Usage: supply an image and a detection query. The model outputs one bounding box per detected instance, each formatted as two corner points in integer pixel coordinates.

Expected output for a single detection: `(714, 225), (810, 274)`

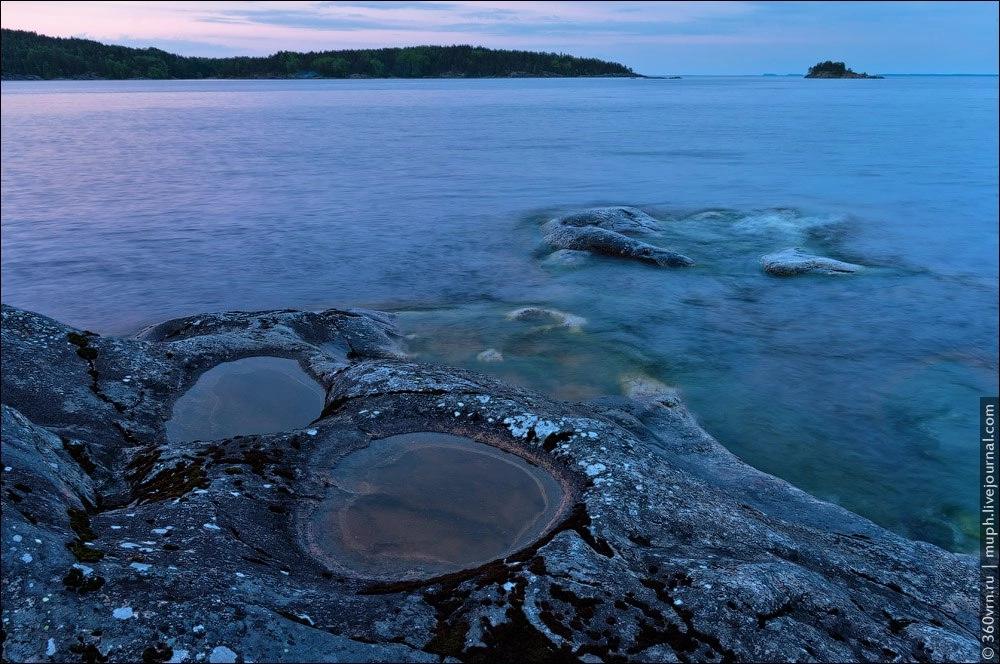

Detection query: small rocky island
(805, 61), (884, 79)
(0, 300), (977, 662)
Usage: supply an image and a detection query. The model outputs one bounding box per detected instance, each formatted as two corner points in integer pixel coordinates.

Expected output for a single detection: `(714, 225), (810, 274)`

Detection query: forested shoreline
(1, 29), (638, 80)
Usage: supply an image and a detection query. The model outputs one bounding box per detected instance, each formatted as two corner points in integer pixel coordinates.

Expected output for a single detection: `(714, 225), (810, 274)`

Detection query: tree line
(807, 61), (850, 76)
(1, 30), (637, 80)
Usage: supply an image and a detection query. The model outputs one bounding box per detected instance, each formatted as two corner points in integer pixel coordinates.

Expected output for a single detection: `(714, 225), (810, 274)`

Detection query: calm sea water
(2, 77), (997, 551)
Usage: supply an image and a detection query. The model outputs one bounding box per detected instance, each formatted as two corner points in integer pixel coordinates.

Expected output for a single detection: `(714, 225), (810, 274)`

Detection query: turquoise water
(2, 77), (997, 551)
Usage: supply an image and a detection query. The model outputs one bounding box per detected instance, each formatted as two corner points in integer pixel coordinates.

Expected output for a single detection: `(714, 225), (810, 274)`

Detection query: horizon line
(3, 74), (998, 81)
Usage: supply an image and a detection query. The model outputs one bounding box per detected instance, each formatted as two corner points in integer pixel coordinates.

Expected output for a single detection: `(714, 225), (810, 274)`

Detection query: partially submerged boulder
(619, 373), (682, 408)
(542, 207), (694, 267)
(554, 206), (663, 235)
(762, 247), (863, 276)
(0, 304), (977, 662)
(506, 306), (587, 332)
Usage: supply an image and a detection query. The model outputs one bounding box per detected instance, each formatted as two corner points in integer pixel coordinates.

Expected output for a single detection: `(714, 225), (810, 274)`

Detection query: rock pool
(165, 356), (325, 442)
(306, 432), (564, 579)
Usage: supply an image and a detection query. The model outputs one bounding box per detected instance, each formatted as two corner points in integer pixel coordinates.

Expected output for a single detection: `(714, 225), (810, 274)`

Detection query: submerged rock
(762, 247), (863, 276)
(476, 348), (504, 363)
(506, 306), (587, 332)
(541, 248), (592, 268)
(619, 373), (682, 408)
(542, 207), (694, 267)
(0, 304), (977, 662)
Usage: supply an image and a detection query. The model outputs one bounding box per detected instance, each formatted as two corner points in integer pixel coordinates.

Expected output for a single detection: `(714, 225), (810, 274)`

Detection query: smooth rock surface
(0, 304), (977, 662)
(762, 247), (863, 276)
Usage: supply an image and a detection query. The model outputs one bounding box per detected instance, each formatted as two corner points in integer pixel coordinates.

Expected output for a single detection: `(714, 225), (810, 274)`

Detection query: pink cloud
(0, 1), (762, 55)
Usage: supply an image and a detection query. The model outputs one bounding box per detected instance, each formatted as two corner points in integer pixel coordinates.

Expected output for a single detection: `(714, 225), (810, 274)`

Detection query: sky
(1, 1), (997, 75)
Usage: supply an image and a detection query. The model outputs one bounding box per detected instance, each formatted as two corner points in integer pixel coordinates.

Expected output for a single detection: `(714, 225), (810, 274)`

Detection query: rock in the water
(555, 206), (663, 235)
(542, 207), (694, 267)
(506, 306), (586, 331)
(476, 348), (504, 363)
(762, 247), (862, 276)
(619, 373), (681, 408)
(541, 248), (591, 267)
(0, 304), (977, 663)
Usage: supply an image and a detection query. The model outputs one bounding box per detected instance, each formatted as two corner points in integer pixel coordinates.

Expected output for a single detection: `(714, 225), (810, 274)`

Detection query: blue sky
(2, 1), (997, 74)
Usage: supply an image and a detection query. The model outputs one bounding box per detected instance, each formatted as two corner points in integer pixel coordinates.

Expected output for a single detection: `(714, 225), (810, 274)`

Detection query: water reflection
(310, 432), (564, 578)
(165, 356), (325, 442)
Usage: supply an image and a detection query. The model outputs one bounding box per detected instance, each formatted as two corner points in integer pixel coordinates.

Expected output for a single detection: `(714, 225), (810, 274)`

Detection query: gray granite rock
(0, 304), (976, 662)
(542, 208), (694, 267)
(762, 247), (863, 276)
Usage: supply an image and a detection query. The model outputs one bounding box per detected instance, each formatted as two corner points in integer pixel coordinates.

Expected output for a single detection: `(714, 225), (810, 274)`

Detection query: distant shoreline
(2, 73), (994, 83)
(1, 29), (640, 80)
(0, 73), (648, 82)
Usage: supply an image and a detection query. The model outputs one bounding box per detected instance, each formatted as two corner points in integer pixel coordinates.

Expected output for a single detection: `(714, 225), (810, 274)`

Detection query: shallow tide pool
(165, 356), (325, 442)
(308, 432), (565, 578)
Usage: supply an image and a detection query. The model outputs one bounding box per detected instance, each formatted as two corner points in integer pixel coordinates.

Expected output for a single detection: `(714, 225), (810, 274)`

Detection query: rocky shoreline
(0, 303), (977, 662)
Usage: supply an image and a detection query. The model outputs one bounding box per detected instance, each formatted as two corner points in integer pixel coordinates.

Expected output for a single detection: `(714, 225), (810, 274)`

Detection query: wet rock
(0, 304), (977, 662)
(542, 207), (694, 267)
(762, 247), (863, 276)
(476, 348), (504, 363)
(619, 373), (682, 408)
(555, 206), (663, 235)
(506, 306), (586, 332)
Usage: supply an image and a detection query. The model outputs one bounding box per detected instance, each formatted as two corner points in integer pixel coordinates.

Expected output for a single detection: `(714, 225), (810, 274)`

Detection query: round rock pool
(165, 356), (325, 442)
(304, 432), (566, 579)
